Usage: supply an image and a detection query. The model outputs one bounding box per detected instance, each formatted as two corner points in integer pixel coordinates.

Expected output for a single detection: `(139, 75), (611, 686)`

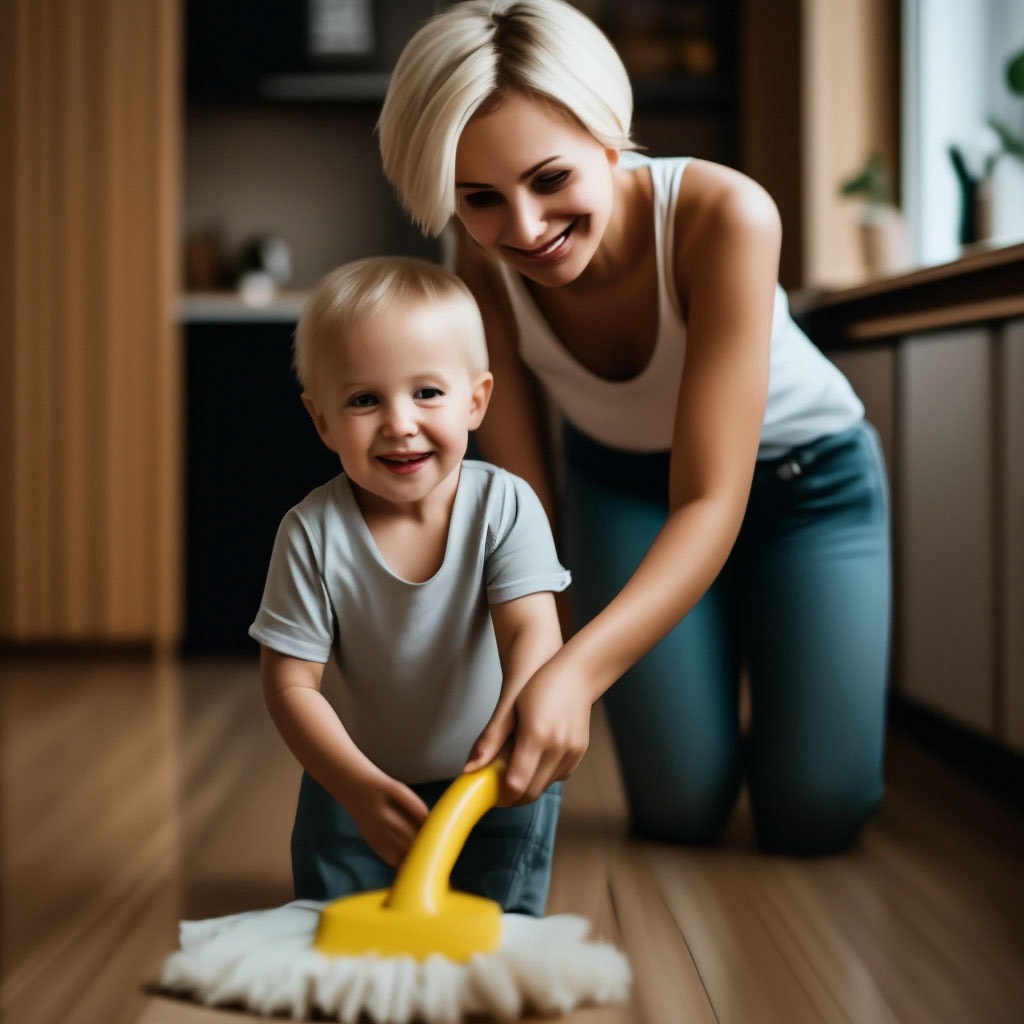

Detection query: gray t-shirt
(249, 461), (571, 783)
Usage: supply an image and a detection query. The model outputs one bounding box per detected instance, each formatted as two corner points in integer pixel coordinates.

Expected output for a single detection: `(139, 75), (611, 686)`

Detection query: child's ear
(301, 392), (331, 446)
(468, 371), (494, 430)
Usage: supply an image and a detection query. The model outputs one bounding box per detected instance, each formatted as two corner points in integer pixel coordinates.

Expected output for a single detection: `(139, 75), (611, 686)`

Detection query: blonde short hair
(293, 256), (488, 390)
(378, 0), (635, 237)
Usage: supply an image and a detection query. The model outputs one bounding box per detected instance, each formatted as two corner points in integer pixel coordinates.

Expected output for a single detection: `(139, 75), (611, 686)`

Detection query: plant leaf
(988, 117), (1024, 160)
(1007, 49), (1024, 96)
(838, 151), (892, 204)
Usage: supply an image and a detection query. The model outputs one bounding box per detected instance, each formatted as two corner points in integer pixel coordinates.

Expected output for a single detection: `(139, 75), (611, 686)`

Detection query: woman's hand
(469, 649), (596, 805)
(346, 775), (430, 868)
(463, 691), (518, 776)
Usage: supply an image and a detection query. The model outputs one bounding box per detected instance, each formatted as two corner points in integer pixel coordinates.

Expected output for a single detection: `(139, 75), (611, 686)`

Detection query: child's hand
(348, 776), (430, 868)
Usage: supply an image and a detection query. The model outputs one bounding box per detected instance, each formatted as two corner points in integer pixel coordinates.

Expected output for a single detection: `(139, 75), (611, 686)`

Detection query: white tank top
(496, 152), (863, 457)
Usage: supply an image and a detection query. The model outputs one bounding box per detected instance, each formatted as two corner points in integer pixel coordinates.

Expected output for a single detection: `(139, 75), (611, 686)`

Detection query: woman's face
(454, 92), (618, 287)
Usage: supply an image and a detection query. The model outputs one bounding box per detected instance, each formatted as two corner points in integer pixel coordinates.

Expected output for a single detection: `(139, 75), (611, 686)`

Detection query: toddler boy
(249, 256), (569, 914)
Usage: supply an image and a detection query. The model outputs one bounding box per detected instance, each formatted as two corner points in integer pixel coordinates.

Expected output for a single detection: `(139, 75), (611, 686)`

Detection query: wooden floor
(2, 654), (1022, 1024)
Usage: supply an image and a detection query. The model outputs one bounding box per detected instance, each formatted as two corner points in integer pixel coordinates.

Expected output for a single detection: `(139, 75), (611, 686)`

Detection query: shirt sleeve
(248, 506), (335, 662)
(485, 471), (571, 605)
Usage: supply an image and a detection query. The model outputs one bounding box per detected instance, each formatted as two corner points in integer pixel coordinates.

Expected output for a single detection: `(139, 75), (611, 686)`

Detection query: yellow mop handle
(387, 756), (504, 914)
(314, 754), (508, 960)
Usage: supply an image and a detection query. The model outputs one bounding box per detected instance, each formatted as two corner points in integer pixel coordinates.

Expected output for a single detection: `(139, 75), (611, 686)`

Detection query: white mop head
(158, 900), (632, 1023)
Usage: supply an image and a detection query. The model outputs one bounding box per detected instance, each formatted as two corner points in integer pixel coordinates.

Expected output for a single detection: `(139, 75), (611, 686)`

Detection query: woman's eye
(534, 170), (569, 192)
(415, 386), (444, 400)
(463, 190), (501, 209)
(348, 393), (378, 408)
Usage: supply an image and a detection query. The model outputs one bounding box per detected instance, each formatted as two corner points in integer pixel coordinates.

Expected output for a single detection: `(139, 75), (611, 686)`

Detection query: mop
(157, 758), (631, 1023)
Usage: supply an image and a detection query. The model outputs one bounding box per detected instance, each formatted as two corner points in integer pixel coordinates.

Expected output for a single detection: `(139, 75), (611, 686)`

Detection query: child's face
(454, 91), (618, 288)
(302, 296), (492, 512)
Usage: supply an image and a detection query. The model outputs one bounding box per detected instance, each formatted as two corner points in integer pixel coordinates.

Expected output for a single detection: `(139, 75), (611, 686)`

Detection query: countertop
(178, 290), (308, 323)
(180, 241), (1024, 336)
(793, 241), (1024, 347)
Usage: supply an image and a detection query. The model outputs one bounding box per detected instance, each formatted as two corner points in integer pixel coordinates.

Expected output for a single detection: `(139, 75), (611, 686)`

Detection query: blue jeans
(290, 772), (562, 916)
(563, 420), (891, 854)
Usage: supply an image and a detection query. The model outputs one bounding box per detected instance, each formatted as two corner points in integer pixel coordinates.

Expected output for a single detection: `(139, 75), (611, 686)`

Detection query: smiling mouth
(509, 220), (576, 258)
(377, 452), (432, 475)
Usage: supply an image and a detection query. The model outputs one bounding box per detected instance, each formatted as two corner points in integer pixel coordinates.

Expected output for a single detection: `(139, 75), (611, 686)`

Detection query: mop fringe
(158, 900), (631, 1023)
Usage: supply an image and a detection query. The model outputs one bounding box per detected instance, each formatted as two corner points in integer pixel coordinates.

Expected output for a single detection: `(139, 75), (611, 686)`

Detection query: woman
(377, 0), (891, 854)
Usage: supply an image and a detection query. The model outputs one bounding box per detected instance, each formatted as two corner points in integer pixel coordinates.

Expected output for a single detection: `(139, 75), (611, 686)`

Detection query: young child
(249, 256), (570, 916)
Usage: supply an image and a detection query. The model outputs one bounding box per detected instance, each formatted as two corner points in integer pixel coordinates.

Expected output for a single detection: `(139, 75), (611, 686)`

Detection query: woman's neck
(571, 161), (653, 292)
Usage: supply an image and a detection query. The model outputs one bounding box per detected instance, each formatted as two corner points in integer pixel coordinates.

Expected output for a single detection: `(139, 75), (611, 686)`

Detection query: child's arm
(260, 646), (429, 867)
(463, 591), (565, 795)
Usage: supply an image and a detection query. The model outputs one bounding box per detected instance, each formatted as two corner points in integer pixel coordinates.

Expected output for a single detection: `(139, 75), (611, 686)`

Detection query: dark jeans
(563, 420), (892, 854)
(291, 772), (562, 916)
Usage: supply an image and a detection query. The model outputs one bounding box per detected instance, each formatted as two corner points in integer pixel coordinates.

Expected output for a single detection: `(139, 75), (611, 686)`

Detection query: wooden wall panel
(802, 0), (901, 289)
(740, 0), (805, 290)
(0, 0), (181, 644)
(740, 0), (900, 290)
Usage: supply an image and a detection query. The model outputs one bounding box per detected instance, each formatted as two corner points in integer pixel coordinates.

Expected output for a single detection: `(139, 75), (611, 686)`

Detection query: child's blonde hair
(293, 256), (488, 390)
(378, 0), (635, 237)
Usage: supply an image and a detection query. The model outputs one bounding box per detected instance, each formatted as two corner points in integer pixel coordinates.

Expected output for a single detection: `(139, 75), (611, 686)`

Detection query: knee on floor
(751, 780), (882, 856)
(627, 793), (737, 846)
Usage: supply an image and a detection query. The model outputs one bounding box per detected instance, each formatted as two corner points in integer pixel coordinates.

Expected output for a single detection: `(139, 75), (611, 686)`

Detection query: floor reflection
(1, 655), (183, 1024)
(0, 654), (297, 1024)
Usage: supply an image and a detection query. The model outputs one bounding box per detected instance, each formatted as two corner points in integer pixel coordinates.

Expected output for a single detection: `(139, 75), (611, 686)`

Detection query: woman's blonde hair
(378, 0), (635, 237)
(293, 256), (488, 390)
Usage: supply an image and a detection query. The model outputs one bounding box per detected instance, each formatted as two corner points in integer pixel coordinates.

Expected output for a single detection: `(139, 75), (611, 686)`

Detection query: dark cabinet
(184, 319), (339, 652)
(185, 0), (440, 102)
(186, 1), (738, 116)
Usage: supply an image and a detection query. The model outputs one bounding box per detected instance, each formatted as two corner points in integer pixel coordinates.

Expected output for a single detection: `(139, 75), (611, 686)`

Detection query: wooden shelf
(796, 242), (1024, 348)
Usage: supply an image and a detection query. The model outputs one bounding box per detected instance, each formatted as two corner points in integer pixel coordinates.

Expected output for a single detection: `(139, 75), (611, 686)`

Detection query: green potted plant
(839, 150), (909, 277)
(949, 46), (1024, 246)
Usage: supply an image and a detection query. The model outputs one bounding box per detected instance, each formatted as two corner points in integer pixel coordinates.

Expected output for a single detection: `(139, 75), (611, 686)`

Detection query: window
(902, 0), (1024, 265)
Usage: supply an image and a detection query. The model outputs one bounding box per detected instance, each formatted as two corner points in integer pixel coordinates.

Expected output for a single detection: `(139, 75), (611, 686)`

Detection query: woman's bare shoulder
(678, 159), (780, 235)
(673, 159), (781, 291)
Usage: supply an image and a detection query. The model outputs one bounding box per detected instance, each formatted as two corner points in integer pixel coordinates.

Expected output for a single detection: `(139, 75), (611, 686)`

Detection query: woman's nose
(507, 193), (548, 247)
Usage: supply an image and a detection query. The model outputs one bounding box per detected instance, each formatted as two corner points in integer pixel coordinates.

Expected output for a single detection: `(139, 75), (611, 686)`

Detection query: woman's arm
(500, 165), (782, 803)
(260, 647), (429, 866)
(464, 590), (564, 775)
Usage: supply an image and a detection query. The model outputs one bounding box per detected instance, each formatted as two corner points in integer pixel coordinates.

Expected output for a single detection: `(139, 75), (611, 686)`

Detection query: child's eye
(348, 393), (378, 408)
(463, 190), (501, 209)
(534, 170), (569, 192)
(414, 386), (445, 400)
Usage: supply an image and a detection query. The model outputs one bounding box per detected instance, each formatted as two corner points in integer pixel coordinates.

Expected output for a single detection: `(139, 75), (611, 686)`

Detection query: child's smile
(376, 450), (434, 475)
(302, 294), (492, 517)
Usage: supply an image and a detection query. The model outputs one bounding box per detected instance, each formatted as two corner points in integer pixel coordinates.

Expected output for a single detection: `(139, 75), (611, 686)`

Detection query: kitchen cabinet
(896, 328), (996, 734)
(186, 0), (737, 157)
(1000, 319), (1024, 753)
(185, 0), (437, 102)
(798, 244), (1024, 760)
(184, 317), (339, 652)
(826, 346), (896, 495)
(895, 319), (1024, 752)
